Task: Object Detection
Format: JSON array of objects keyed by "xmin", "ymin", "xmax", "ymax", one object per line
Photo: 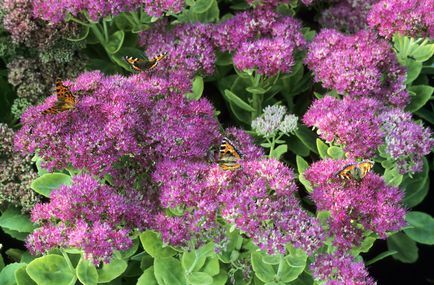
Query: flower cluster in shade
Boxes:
[
  {"xmin": 7, "ymin": 55, "xmax": 86, "ymax": 119},
  {"xmin": 139, "ymin": 20, "xmax": 216, "ymax": 93},
  {"xmin": 245, "ymin": 0, "xmax": 314, "ymax": 8},
  {"xmin": 0, "ymin": 123, "xmax": 39, "ymax": 212},
  {"xmin": 303, "ymin": 96, "xmax": 384, "ymax": 159},
  {"xmin": 319, "ymin": 0, "xmax": 377, "ymax": 34},
  {"xmin": 251, "ymin": 105, "xmax": 298, "ymax": 138},
  {"xmin": 368, "ymin": 0, "xmax": 434, "ymax": 39},
  {"xmin": 310, "ymin": 252, "xmax": 376, "ymax": 285},
  {"xmin": 305, "ymin": 159, "xmax": 406, "ymax": 249},
  {"xmin": 15, "ymin": 71, "xmax": 220, "ymax": 181},
  {"xmin": 27, "ymin": 174, "xmax": 152, "ymax": 264},
  {"xmin": 305, "ymin": 29, "xmax": 408, "ymax": 107},
  {"xmin": 212, "ymin": 8, "xmax": 306, "ymax": 76},
  {"xmin": 31, "ymin": 0, "xmax": 184, "ymax": 24},
  {"xmin": 379, "ymin": 109, "xmax": 434, "ymax": 174}
]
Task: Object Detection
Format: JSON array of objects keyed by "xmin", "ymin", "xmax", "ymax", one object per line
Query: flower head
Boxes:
[
  {"xmin": 368, "ymin": 0, "xmax": 434, "ymax": 39},
  {"xmin": 305, "ymin": 29, "xmax": 408, "ymax": 107},
  {"xmin": 303, "ymin": 96, "xmax": 384, "ymax": 158},
  {"xmin": 252, "ymin": 105, "xmax": 298, "ymax": 138}
]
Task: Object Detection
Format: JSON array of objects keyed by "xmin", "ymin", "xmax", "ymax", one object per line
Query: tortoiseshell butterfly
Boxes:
[
  {"xmin": 124, "ymin": 52, "xmax": 167, "ymax": 72},
  {"xmin": 335, "ymin": 160, "xmax": 374, "ymax": 181},
  {"xmin": 217, "ymin": 137, "xmax": 243, "ymax": 171},
  {"xmin": 41, "ymin": 79, "xmax": 76, "ymax": 115}
]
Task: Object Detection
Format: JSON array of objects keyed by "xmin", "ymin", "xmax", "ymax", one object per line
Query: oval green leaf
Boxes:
[
  {"xmin": 251, "ymin": 252, "xmax": 275, "ymax": 282},
  {"xmin": 137, "ymin": 266, "xmax": 158, "ymax": 285},
  {"xmin": 404, "ymin": 211, "xmax": 434, "ymax": 245},
  {"xmin": 0, "ymin": 263, "xmax": 27, "ymax": 285},
  {"xmin": 187, "ymin": 272, "xmax": 213, "ymax": 285},
  {"xmin": 139, "ymin": 230, "xmax": 176, "ymax": 258},
  {"xmin": 26, "ymin": 255, "xmax": 75, "ymax": 285},
  {"xmin": 154, "ymin": 257, "xmax": 186, "ymax": 285},
  {"xmin": 76, "ymin": 258, "xmax": 98, "ymax": 285},
  {"xmin": 223, "ymin": 89, "xmax": 255, "ymax": 112},
  {"xmin": 30, "ymin": 173, "xmax": 72, "ymax": 197},
  {"xmin": 97, "ymin": 258, "xmax": 127, "ymax": 283},
  {"xmin": 387, "ymin": 232, "xmax": 418, "ymax": 263}
]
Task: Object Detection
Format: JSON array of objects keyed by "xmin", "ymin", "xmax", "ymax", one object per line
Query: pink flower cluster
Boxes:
[
  {"xmin": 212, "ymin": 8, "xmax": 305, "ymax": 76},
  {"xmin": 368, "ymin": 0, "xmax": 434, "ymax": 39},
  {"xmin": 305, "ymin": 159, "xmax": 406, "ymax": 249},
  {"xmin": 27, "ymin": 174, "xmax": 152, "ymax": 264},
  {"xmin": 306, "ymin": 29, "xmax": 408, "ymax": 107}
]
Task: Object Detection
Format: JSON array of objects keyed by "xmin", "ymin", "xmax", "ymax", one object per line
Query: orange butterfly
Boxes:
[
  {"xmin": 41, "ymin": 79, "xmax": 76, "ymax": 115},
  {"xmin": 218, "ymin": 137, "xmax": 243, "ymax": 171},
  {"xmin": 124, "ymin": 52, "xmax": 167, "ymax": 72},
  {"xmin": 335, "ymin": 160, "xmax": 374, "ymax": 181}
]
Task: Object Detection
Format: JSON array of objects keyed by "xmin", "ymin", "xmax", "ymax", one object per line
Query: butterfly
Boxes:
[
  {"xmin": 41, "ymin": 79, "xmax": 76, "ymax": 115},
  {"xmin": 217, "ymin": 137, "xmax": 243, "ymax": 171},
  {"xmin": 335, "ymin": 160, "xmax": 374, "ymax": 181},
  {"xmin": 124, "ymin": 52, "xmax": 167, "ymax": 72}
]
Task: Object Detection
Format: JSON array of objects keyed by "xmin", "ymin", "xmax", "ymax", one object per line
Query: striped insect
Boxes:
[
  {"xmin": 335, "ymin": 160, "xmax": 374, "ymax": 181},
  {"xmin": 217, "ymin": 137, "xmax": 243, "ymax": 171},
  {"xmin": 42, "ymin": 79, "xmax": 76, "ymax": 115},
  {"xmin": 124, "ymin": 52, "xmax": 167, "ymax": 72}
]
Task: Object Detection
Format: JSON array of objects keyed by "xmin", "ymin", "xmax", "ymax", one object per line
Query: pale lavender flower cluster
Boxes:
[
  {"xmin": 213, "ymin": 8, "xmax": 306, "ymax": 76},
  {"xmin": 368, "ymin": 0, "xmax": 434, "ymax": 39},
  {"xmin": 251, "ymin": 105, "xmax": 298, "ymax": 138},
  {"xmin": 303, "ymin": 96, "xmax": 384, "ymax": 158},
  {"xmin": 31, "ymin": 0, "xmax": 184, "ymax": 23},
  {"xmin": 311, "ymin": 252, "xmax": 376, "ymax": 285},
  {"xmin": 380, "ymin": 109, "xmax": 434, "ymax": 174},
  {"xmin": 305, "ymin": 29, "xmax": 408, "ymax": 107},
  {"xmin": 139, "ymin": 20, "xmax": 216, "ymax": 92},
  {"xmin": 27, "ymin": 174, "xmax": 152, "ymax": 264},
  {"xmin": 305, "ymin": 159, "xmax": 406, "ymax": 249},
  {"xmin": 319, "ymin": 0, "xmax": 376, "ymax": 33}
]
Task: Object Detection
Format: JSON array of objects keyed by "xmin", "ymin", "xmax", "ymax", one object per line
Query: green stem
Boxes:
[
  {"xmin": 102, "ymin": 19, "xmax": 109, "ymax": 42},
  {"xmin": 250, "ymin": 72, "xmax": 263, "ymax": 120},
  {"xmin": 67, "ymin": 15, "xmax": 90, "ymax": 27},
  {"xmin": 267, "ymin": 137, "xmax": 275, "ymax": 158},
  {"xmin": 89, "ymin": 23, "xmax": 106, "ymax": 46}
]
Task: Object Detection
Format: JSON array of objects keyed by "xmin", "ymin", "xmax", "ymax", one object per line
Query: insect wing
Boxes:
[{"xmin": 357, "ymin": 160, "xmax": 374, "ymax": 179}]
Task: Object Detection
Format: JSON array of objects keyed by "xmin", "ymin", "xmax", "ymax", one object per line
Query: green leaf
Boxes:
[
  {"xmin": 387, "ymin": 232, "xmax": 418, "ymax": 263},
  {"xmin": 403, "ymin": 177, "xmax": 429, "ymax": 208},
  {"xmin": 251, "ymin": 252, "xmax": 275, "ymax": 283},
  {"xmin": 139, "ymin": 230, "xmax": 176, "ymax": 258},
  {"xmin": 137, "ymin": 266, "xmax": 158, "ymax": 285},
  {"xmin": 192, "ymin": 0, "xmax": 214, "ymax": 13},
  {"xmin": 327, "ymin": 146, "xmax": 345, "ymax": 159},
  {"xmin": 405, "ymin": 85, "xmax": 434, "ymax": 112},
  {"xmin": 405, "ymin": 61, "xmax": 422, "ymax": 84},
  {"xmin": 278, "ymin": 248, "xmax": 307, "ymax": 283},
  {"xmin": 0, "ymin": 263, "xmax": 27, "ymax": 285},
  {"xmin": 186, "ymin": 76, "xmax": 204, "ymax": 100},
  {"xmin": 404, "ymin": 211, "xmax": 434, "ymax": 245},
  {"xmin": 295, "ymin": 125, "xmax": 318, "ymax": 154},
  {"xmin": 96, "ymin": 258, "xmax": 127, "ymax": 283},
  {"xmin": 15, "ymin": 266, "xmax": 36, "ymax": 285},
  {"xmin": 296, "ymin": 156, "xmax": 313, "ymax": 192},
  {"xmin": 287, "ymin": 136, "xmax": 310, "ymax": 157},
  {"xmin": 352, "ymin": 236, "xmax": 376, "ymax": 255},
  {"xmin": 30, "ymin": 173, "xmax": 72, "ymax": 197},
  {"xmin": 212, "ymin": 270, "xmax": 228, "ymax": 285},
  {"xmin": 67, "ymin": 25, "xmax": 90, "ymax": 42},
  {"xmin": 365, "ymin": 250, "xmax": 398, "ymax": 266},
  {"xmin": 106, "ymin": 30, "xmax": 125, "ymax": 54},
  {"xmin": 0, "ymin": 207, "xmax": 34, "ymax": 237},
  {"xmin": 383, "ymin": 167, "xmax": 403, "ymax": 187},
  {"xmin": 187, "ymin": 272, "xmax": 213, "ymax": 285},
  {"xmin": 223, "ymin": 90, "xmax": 255, "ymax": 112},
  {"xmin": 26, "ymin": 255, "xmax": 76, "ymax": 285},
  {"xmin": 76, "ymin": 258, "xmax": 98, "ymax": 285},
  {"xmin": 154, "ymin": 257, "xmax": 186, "ymax": 285},
  {"xmin": 262, "ymin": 255, "xmax": 281, "ymax": 265},
  {"xmin": 270, "ymin": 144, "xmax": 287, "ymax": 160},
  {"xmin": 202, "ymin": 256, "xmax": 220, "ymax": 276},
  {"xmin": 316, "ymin": 139, "xmax": 329, "ymax": 159}
]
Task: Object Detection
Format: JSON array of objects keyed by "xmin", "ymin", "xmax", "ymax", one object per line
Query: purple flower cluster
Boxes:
[
  {"xmin": 31, "ymin": 0, "xmax": 184, "ymax": 23},
  {"xmin": 319, "ymin": 0, "xmax": 376, "ymax": 33},
  {"xmin": 27, "ymin": 174, "xmax": 151, "ymax": 264},
  {"xmin": 139, "ymin": 20, "xmax": 216, "ymax": 92},
  {"xmin": 305, "ymin": 159, "xmax": 406, "ymax": 249},
  {"xmin": 15, "ymin": 71, "xmax": 219, "ymax": 179},
  {"xmin": 212, "ymin": 8, "xmax": 305, "ymax": 76},
  {"xmin": 368, "ymin": 0, "xmax": 434, "ymax": 39},
  {"xmin": 311, "ymin": 252, "xmax": 376, "ymax": 285},
  {"xmin": 380, "ymin": 109, "xmax": 434, "ymax": 174},
  {"xmin": 305, "ymin": 29, "xmax": 408, "ymax": 107},
  {"xmin": 303, "ymin": 96, "xmax": 384, "ymax": 158}
]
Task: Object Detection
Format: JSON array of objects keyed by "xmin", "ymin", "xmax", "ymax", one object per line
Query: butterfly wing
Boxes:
[
  {"xmin": 336, "ymin": 163, "xmax": 357, "ymax": 180},
  {"xmin": 218, "ymin": 137, "xmax": 242, "ymax": 170},
  {"xmin": 124, "ymin": 52, "xmax": 167, "ymax": 72},
  {"xmin": 42, "ymin": 79, "xmax": 76, "ymax": 115},
  {"xmin": 357, "ymin": 160, "xmax": 374, "ymax": 179}
]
